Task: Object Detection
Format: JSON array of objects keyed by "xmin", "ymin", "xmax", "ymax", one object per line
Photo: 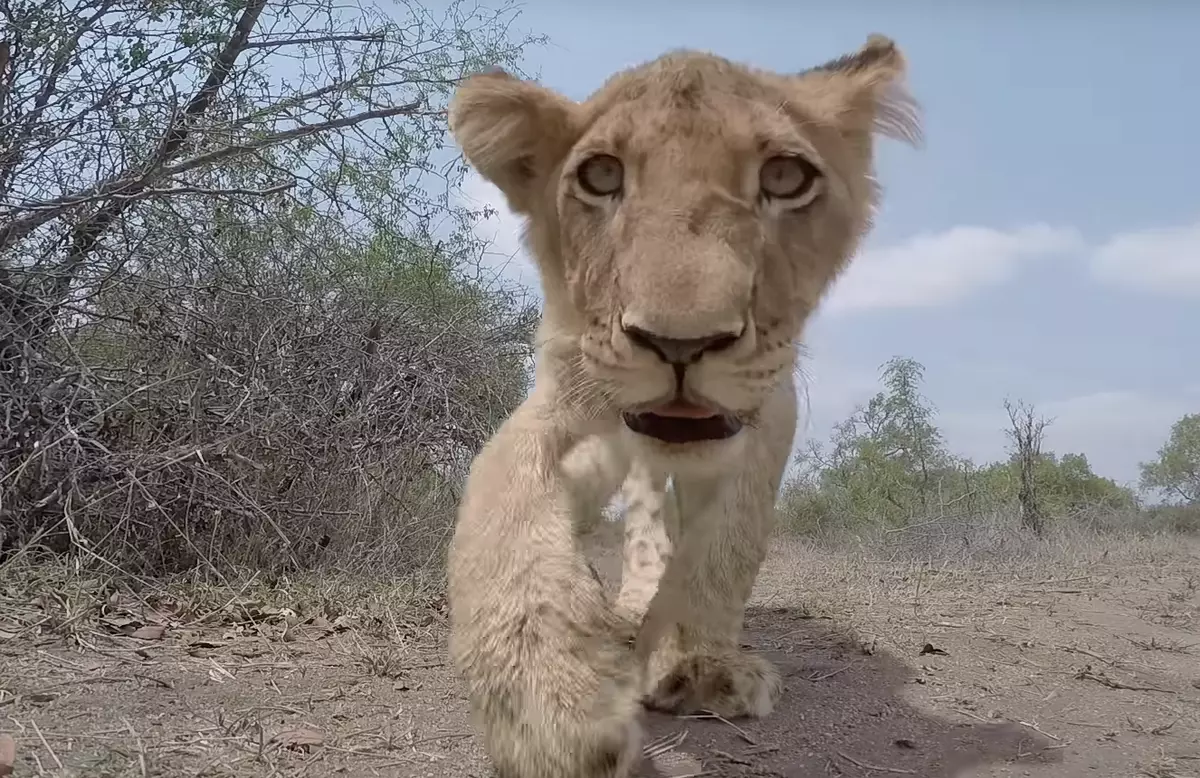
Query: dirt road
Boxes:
[{"xmin": 2, "ymin": 536, "xmax": 1198, "ymax": 777}]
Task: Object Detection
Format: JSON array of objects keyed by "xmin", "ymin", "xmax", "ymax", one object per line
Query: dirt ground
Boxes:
[{"xmin": 2, "ymin": 534, "xmax": 1198, "ymax": 778}]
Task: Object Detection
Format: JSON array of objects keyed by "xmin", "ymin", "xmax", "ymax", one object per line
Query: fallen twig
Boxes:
[
  {"xmin": 741, "ymin": 744, "xmax": 780, "ymax": 757},
  {"xmin": 679, "ymin": 710, "xmax": 757, "ymax": 744},
  {"xmin": 643, "ymin": 730, "xmax": 688, "ymax": 758},
  {"xmin": 837, "ymin": 750, "xmax": 917, "ymax": 774},
  {"xmin": 1059, "ymin": 645, "xmax": 1116, "ymax": 665},
  {"xmin": 1075, "ymin": 666, "xmax": 1177, "ymax": 694},
  {"xmin": 1018, "ymin": 719, "xmax": 1062, "ymax": 742},
  {"xmin": 31, "ymin": 720, "xmax": 64, "ymax": 771},
  {"xmin": 805, "ymin": 663, "xmax": 853, "ymax": 682},
  {"xmin": 1033, "ymin": 576, "xmax": 1091, "ymax": 586},
  {"xmin": 712, "ymin": 748, "xmax": 751, "ymax": 765}
]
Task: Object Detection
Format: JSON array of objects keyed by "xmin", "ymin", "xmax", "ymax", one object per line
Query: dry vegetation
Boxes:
[
  {"xmin": 1, "ymin": 0, "xmax": 539, "ymax": 578},
  {"xmin": 1, "ymin": 523, "xmax": 1198, "ymax": 777}
]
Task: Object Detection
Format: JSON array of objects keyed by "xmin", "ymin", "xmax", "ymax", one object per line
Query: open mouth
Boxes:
[{"xmin": 622, "ymin": 400, "xmax": 744, "ymax": 444}]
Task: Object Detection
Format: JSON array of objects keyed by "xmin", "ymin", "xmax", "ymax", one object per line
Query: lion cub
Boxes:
[{"xmin": 447, "ymin": 35, "xmax": 920, "ymax": 778}]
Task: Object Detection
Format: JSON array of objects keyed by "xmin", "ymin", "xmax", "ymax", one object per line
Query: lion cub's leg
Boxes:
[
  {"xmin": 448, "ymin": 402, "xmax": 642, "ymax": 778},
  {"xmin": 614, "ymin": 459, "xmax": 675, "ymax": 622},
  {"xmin": 641, "ymin": 473, "xmax": 781, "ymax": 719},
  {"xmin": 561, "ymin": 430, "xmax": 632, "ymax": 537},
  {"xmin": 641, "ymin": 382, "xmax": 796, "ymax": 719}
]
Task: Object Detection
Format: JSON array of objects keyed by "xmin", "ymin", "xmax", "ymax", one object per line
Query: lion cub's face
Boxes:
[{"xmin": 450, "ymin": 38, "xmax": 918, "ymax": 461}]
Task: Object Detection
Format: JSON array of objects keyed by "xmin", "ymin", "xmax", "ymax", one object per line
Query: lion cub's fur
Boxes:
[{"xmin": 447, "ymin": 36, "xmax": 920, "ymax": 778}]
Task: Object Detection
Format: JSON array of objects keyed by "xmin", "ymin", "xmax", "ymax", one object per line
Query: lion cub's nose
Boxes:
[{"xmin": 621, "ymin": 324, "xmax": 741, "ymax": 364}]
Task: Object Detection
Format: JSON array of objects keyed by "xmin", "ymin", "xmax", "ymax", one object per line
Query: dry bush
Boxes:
[
  {"xmin": 0, "ymin": 0, "xmax": 540, "ymax": 577},
  {"xmin": 3, "ymin": 243, "xmax": 536, "ymax": 576},
  {"xmin": 781, "ymin": 500, "xmax": 1200, "ymax": 571}
]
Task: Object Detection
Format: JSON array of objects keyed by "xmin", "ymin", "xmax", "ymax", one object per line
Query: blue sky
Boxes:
[{"xmin": 455, "ymin": 3, "xmax": 1200, "ymax": 488}]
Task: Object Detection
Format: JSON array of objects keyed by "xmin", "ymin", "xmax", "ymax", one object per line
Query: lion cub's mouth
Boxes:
[{"xmin": 622, "ymin": 400, "xmax": 743, "ymax": 444}]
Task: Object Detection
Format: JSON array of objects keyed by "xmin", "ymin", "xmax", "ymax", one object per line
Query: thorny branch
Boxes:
[{"xmin": 0, "ymin": 0, "xmax": 543, "ymax": 575}]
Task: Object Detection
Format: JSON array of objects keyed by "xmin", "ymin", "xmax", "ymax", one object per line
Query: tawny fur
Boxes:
[{"xmin": 446, "ymin": 36, "xmax": 920, "ymax": 778}]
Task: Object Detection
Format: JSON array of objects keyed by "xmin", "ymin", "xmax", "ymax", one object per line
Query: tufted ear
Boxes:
[
  {"xmin": 789, "ymin": 35, "xmax": 922, "ymax": 146},
  {"xmin": 448, "ymin": 70, "xmax": 582, "ymax": 214}
]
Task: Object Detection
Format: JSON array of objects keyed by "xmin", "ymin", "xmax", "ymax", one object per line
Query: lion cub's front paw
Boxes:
[
  {"xmin": 486, "ymin": 675, "xmax": 642, "ymax": 778},
  {"xmin": 646, "ymin": 650, "xmax": 781, "ymax": 719},
  {"xmin": 473, "ymin": 622, "xmax": 644, "ymax": 778},
  {"xmin": 489, "ymin": 708, "xmax": 641, "ymax": 778}
]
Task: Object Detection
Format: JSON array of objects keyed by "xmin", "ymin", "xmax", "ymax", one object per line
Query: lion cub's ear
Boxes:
[
  {"xmin": 449, "ymin": 70, "xmax": 581, "ymax": 214},
  {"xmin": 791, "ymin": 34, "xmax": 922, "ymax": 146}
]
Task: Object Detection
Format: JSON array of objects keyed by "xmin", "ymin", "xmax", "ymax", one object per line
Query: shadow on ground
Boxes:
[{"xmin": 634, "ymin": 606, "xmax": 1059, "ymax": 777}]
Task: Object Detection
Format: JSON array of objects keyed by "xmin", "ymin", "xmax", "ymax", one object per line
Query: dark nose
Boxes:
[{"xmin": 622, "ymin": 325, "xmax": 741, "ymax": 364}]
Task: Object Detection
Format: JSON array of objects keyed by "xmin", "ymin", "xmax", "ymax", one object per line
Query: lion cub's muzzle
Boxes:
[{"xmin": 619, "ymin": 322, "xmax": 745, "ymax": 444}]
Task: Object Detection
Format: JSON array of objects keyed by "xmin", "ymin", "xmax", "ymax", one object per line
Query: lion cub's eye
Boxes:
[
  {"xmin": 577, "ymin": 154, "xmax": 624, "ymax": 197},
  {"xmin": 759, "ymin": 155, "xmax": 822, "ymax": 205}
]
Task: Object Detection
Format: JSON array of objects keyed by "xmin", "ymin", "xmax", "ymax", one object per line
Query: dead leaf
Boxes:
[
  {"xmin": 0, "ymin": 733, "xmax": 14, "ymax": 777},
  {"xmin": 26, "ymin": 691, "xmax": 59, "ymax": 704},
  {"xmin": 230, "ymin": 645, "xmax": 268, "ymax": 659},
  {"xmin": 248, "ymin": 623, "xmax": 275, "ymax": 638},
  {"xmin": 919, "ymin": 643, "xmax": 949, "ymax": 656},
  {"xmin": 271, "ymin": 728, "xmax": 324, "ymax": 752},
  {"xmin": 129, "ymin": 625, "xmax": 166, "ymax": 641},
  {"xmin": 100, "ymin": 615, "xmax": 138, "ymax": 631}
]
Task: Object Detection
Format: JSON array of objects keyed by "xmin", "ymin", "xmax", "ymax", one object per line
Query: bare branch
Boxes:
[
  {"xmin": 1, "ymin": 102, "xmax": 422, "ymax": 237},
  {"xmin": 110, "ymin": 180, "xmax": 296, "ymax": 201},
  {"xmin": 244, "ymin": 32, "xmax": 386, "ymax": 49}
]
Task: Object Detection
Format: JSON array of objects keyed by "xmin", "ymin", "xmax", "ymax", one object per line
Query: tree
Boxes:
[
  {"xmin": 975, "ymin": 451, "xmax": 1135, "ymax": 517},
  {"xmin": 0, "ymin": 0, "xmax": 541, "ymax": 573},
  {"xmin": 1140, "ymin": 414, "xmax": 1200, "ymax": 504},
  {"xmin": 1004, "ymin": 399, "xmax": 1050, "ymax": 535},
  {"xmin": 789, "ymin": 356, "xmax": 956, "ymax": 528},
  {"xmin": 781, "ymin": 360, "xmax": 1141, "ymax": 537}
]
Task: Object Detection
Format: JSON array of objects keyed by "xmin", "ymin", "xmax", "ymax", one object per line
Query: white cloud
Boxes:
[
  {"xmin": 1088, "ymin": 219, "xmax": 1200, "ymax": 298},
  {"xmin": 456, "ymin": 173, "xmax": 542, "ymax": 296},
  {"xmin": 823, "ymin": 224, "xmax": 1085, "ymax": 315}
]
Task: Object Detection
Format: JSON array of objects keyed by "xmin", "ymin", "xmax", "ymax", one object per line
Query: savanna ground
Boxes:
[{"xmin": 2, "ymin": 524, "xmax": 1198, "ymax": 778}]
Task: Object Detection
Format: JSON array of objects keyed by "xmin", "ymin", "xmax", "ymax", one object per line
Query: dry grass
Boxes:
[
  {"xmin": 0, "ymin": 542, "xmax": 444, "ymax": 647},
  {"xmin": 0, "ymin": 545, "xmax": 452, "ymax": 777},
  {"xmin": 785, "ymin": 505, "xmax": 1200, "ymax": 569},
  {"xmin": 1, "ymin": 523, "xmax": 1198, "ymax": 777}
]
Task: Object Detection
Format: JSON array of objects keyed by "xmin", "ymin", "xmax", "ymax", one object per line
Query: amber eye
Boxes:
[
  {"xmin": 759, "ymin": 155, "xmax": 822, "ymax": 203},
  {"xmin": 577, "ymin": 154, "xmax": 624, "ymax": 197}
]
